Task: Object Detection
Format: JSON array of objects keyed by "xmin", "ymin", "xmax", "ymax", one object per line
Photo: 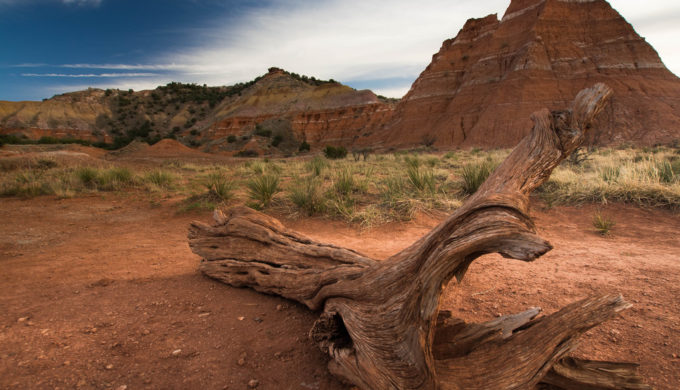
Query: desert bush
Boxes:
[
  {"xmin": 235, "ymin": 150, "xmax": 258, "ymax": 158},
  {"xmin": 461, "ymin": 161, "xmax": 494, "ymax": 195},
  {"xmin": 145, "ymin": 170, "xmax": 174, "ymax": 189},
  {"xmin": 1, "ymin": 170, "xmax": 54, "ymax": 197},
  {"xmin": 306, "ymin": 155, "xmax": 329, "ymax": 176},
  {"xmin": 75, "ymin": 167, "xmax": 99, "ymax": 188},
  {"xmin": 406, "ymin": 163, "xmax": 436, "ymax": 194},
  {"xmin": 97, "ymin": 167, "xmax": 134, "ymax": 190},
  {"xmin": 289, "ymin": 176, "xmax": 325, "ymax": 216},
  {"xmin": 247, "ymin": 173, "xmax": 280, "ymax": 208},
  {"xmin": 333, "ymin": 167, "xmax": 358, "ymax": 197},
  {"xmin": 271, "ymin": 134, "xmax": 283, "ymax": 147},
  {"xmin": 323, "ymin": 145, "xmax": 347, "ymax": 159},
  {"xmin": 254, "ymin": 125, "xmax": 272, "ymax": 137},
  {"xmin": 592, "ymin": 212, "xmax": 614, "ymax": 236},
  {"xmin": 298, "ymin": 141, "xmax": 310, "ymax": 153},
  {"xmin": 203, "ymin": 171, "xmax": 236, "ymax": 201}
]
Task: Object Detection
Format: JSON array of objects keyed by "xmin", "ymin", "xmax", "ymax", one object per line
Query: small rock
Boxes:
[
  {"xmin": 274, "ymin": 352, "xmax": 281, "ymax": 358},
  {"xmin": 494, "ymin": 313, "xmax": 502, "ymax": 317},
  {"xmin": 198, "ymin": 312, "xmax": 210, "ymax": 317},
  {"xmin": 254, "ymin": 317, "xmax": 263, "ymax": 323},
  {"xmin": 172, "ymin": 349, "xmax": 182, "ymax": 356},
  {"xmin": 276, "ymin": 304, "xmax": 283, "ymax": 311},
  {"xmin": 105, "ymin": 364, "xmax": 114, "ymax": 370},
  {"xmin": 63, "ymin": 361, "xmax": 71, "ymax": 366},
  {"xmin": 116, "ymin": 385, "xmax": 127, "ymax": 390},
  {"xmin": 248, "ymin": 379, "xmax": 259, "ymax": 388},
  {"xmin": 141, "ymin": 329, "xmax": 150, "ymax": 336},
  {"xmin": 237, "ymin": 316, "xmax": 245, "ymax": 321},
  {"xmin": 672, "ymin": 353, "xmax": 678, "ymax": 359},
  {"xmin": 17, "ymin": 317, "xmax": 28, "ymax": 323},
  {"xmin": 237, "ymin": 351, "xmax": 247, "ymax": 366},
  {"xmin": 76, "ymin": 379, "xmax": 87, "ymax": 387}
]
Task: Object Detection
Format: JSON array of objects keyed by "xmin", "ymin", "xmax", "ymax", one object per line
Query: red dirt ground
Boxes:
[{"xmin": 0, "ymin": 196, "xmax": 678, "ymax": 389}]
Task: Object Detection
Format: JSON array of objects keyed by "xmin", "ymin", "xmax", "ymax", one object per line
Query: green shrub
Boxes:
[
  {"xmin": 235, "ymin": 150, "xmax": 258, "ymax": 158},
  {"xmin": 203, "ymin": 172, "xmax": 236, "ymax": 201},
  {"xmin": 145, "ymin": 170, "xmax": 174, "ymax": 189},
  {"xmin": 333, "ymin": 167, "xmax": 356, "ymax": 197},
  {"xmin": 247, "ymin": 174, "xmax": 280, "ymax": 208},
  {"xmin": 254, "ymin": 125, "xmax": 272, "ymax": 137},
  {"xmin": 461, "ymin": 162, "xmax": 493, "ymax": 195},
  {"xmin": 271, "ymin": 134, "xmax": 283, "ymax": 147},
  {"xmin": 97, "ymin": 167, "xmax": 134, "ymax": 190},
  {"xmin": 75, "ymin": 167, "xmax": 99, "ymax": 187},
  {"xmin": 323, "ymin": 145, "xmax": 347, "ymax": 159},
  {"xmin": 298, "ymin": 141, "xmax": 310, "ymax": 152},
  {"xmin": 306, "ymin": 155, "xmax": 329, "ymax": 176},
  {"xmin": 407, "ymin": 164, "xmax": 436, "ymax": 194},
  {"xmin": 289, "ymin": 176, "xmax": 325, "ymax": 215}
]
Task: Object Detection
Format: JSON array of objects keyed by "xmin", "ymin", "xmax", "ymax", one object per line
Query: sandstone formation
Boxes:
[
  {"xmin": 203, "ymin": 68, "xmax": 394, "ymax": 153},
  {"xmin": 0, "ymin": 68, "xmax": 395, "ymax": 154},
  {"xmin": 372, "ymin": 0, "xmax": 680, "ymax": 149}
]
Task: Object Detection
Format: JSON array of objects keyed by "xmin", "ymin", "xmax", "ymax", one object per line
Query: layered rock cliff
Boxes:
[
  {"xmin": 0, "ymin": 68, "xmax": 395, "ymax": 153},
  {"xmin": 375, "ymin": 0, "xmax": 680, "ymax": 148}
]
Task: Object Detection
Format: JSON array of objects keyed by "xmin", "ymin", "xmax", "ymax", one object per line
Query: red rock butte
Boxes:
[{"xmin": 369, "ymin": 0, "xmax": 680, "ymax": 149}]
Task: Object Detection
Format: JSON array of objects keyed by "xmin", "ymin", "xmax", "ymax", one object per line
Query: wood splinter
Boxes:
[{"xmin": 189, "ymin": 83, "xmax": 650, "ymax": 390}]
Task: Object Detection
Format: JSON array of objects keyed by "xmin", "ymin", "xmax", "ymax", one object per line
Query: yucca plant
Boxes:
[
  {"xmin": 289, "ymin": 176, "xmax": 325, "ymax": 215},
  {"xmin": 203, "ymin": 171, "xmax": 236, "ymax": 201},
  {"xmin": 306, "ymin": 155, "xmax": 329, "ymax": 176},
  {"xmin": 461, "ymin": 161, "xmax": 493, "ymax": 195},
  {"xmin": 145, "ymin": 170, "xmax": 174, "ymax": 189},
  {"xmin": 247, "ymin": 173, "xmax": 280, "ymax": 208}
]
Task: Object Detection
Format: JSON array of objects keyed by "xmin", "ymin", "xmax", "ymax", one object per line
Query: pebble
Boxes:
[
  {"xmin": 238, "ymin": 316, "xmax": 245, "ymax": 321},
  {"xmin": 17, "ymin": 317, "xmax": 28, "ymax": 323},
  {"xmin": 116, "ymin": 386, "xmax": 127, "ymax": 390},
  {"xmin": 105, "ymin": 364, "xmax": 114, "ymax": 370},
  {"xmin": 248, "ymin": 379, "xmax": 259, "ymax": 388},
  {"xmin": 172, "ymin": 349, "xmax": 182, "ymax": 356},
  {"xmin": 254, "ymin": 317, "xmax": 263, "ymax": 323},
  {"xmin": 672, "ymin": 353, "xmax": 678, "ymax": 359},
  {"xmin": 198, "ymin": 312, "xmax": 210, "ymax": 317},
  {"xmin": 141, "ymin": 329, "xmax": 150, "ymax": 336},
  {"xmin": 276, "ymin": 304, "xmax": 283, "ymax": 311}
]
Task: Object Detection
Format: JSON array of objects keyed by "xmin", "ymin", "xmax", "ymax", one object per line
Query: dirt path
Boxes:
[{"xmin": 1, "ymin": 196, "xmax": 678, "ymax": 389}]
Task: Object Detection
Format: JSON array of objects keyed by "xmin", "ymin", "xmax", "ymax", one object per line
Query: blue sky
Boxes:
[{"xmin": 1, "ymin": 0, "xmax": 679, "ymax": 101}]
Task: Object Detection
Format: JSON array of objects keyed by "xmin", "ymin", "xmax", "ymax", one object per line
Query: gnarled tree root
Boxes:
[{"xmin": 189, "ymin": 84, "xmax": 650, "ymax": 389}]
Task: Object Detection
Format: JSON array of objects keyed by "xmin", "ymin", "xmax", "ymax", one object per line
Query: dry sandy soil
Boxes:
[{"xmin": 1, "ymin": 193, "xmax": 678, "ymax": 389}]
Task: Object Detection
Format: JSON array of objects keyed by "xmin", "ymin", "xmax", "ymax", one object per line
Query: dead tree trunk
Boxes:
[{"xmin": 189, "ymin": 84, "xmax": 650, "ymax": 390}]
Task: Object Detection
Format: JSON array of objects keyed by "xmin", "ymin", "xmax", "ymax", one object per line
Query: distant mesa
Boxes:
[{"xmin": 2, "ymin": 0, "xmax": 679, "ymax": 152}]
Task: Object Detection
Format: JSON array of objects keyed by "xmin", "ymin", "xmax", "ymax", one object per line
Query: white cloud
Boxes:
[
  {"xmin": 158, "ymin": 0, "xmax": 509, "ymax": 97},
  {"xmin": 22, "ymin": 72, "xmax": 157, "ymax": 77},
  {"xmin": 61, "ymin": 0, "xmax": 101, "ymax": 6}
]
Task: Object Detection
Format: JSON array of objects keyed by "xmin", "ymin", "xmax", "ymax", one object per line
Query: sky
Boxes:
[{"xmin": 1, "ymin": 0, "xmax": 679, "ymax": 101}]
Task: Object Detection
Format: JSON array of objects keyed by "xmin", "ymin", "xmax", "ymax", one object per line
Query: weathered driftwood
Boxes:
[{"xmin": 189, "ymin": 83, "xmax": 650, "ymax": 389}]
